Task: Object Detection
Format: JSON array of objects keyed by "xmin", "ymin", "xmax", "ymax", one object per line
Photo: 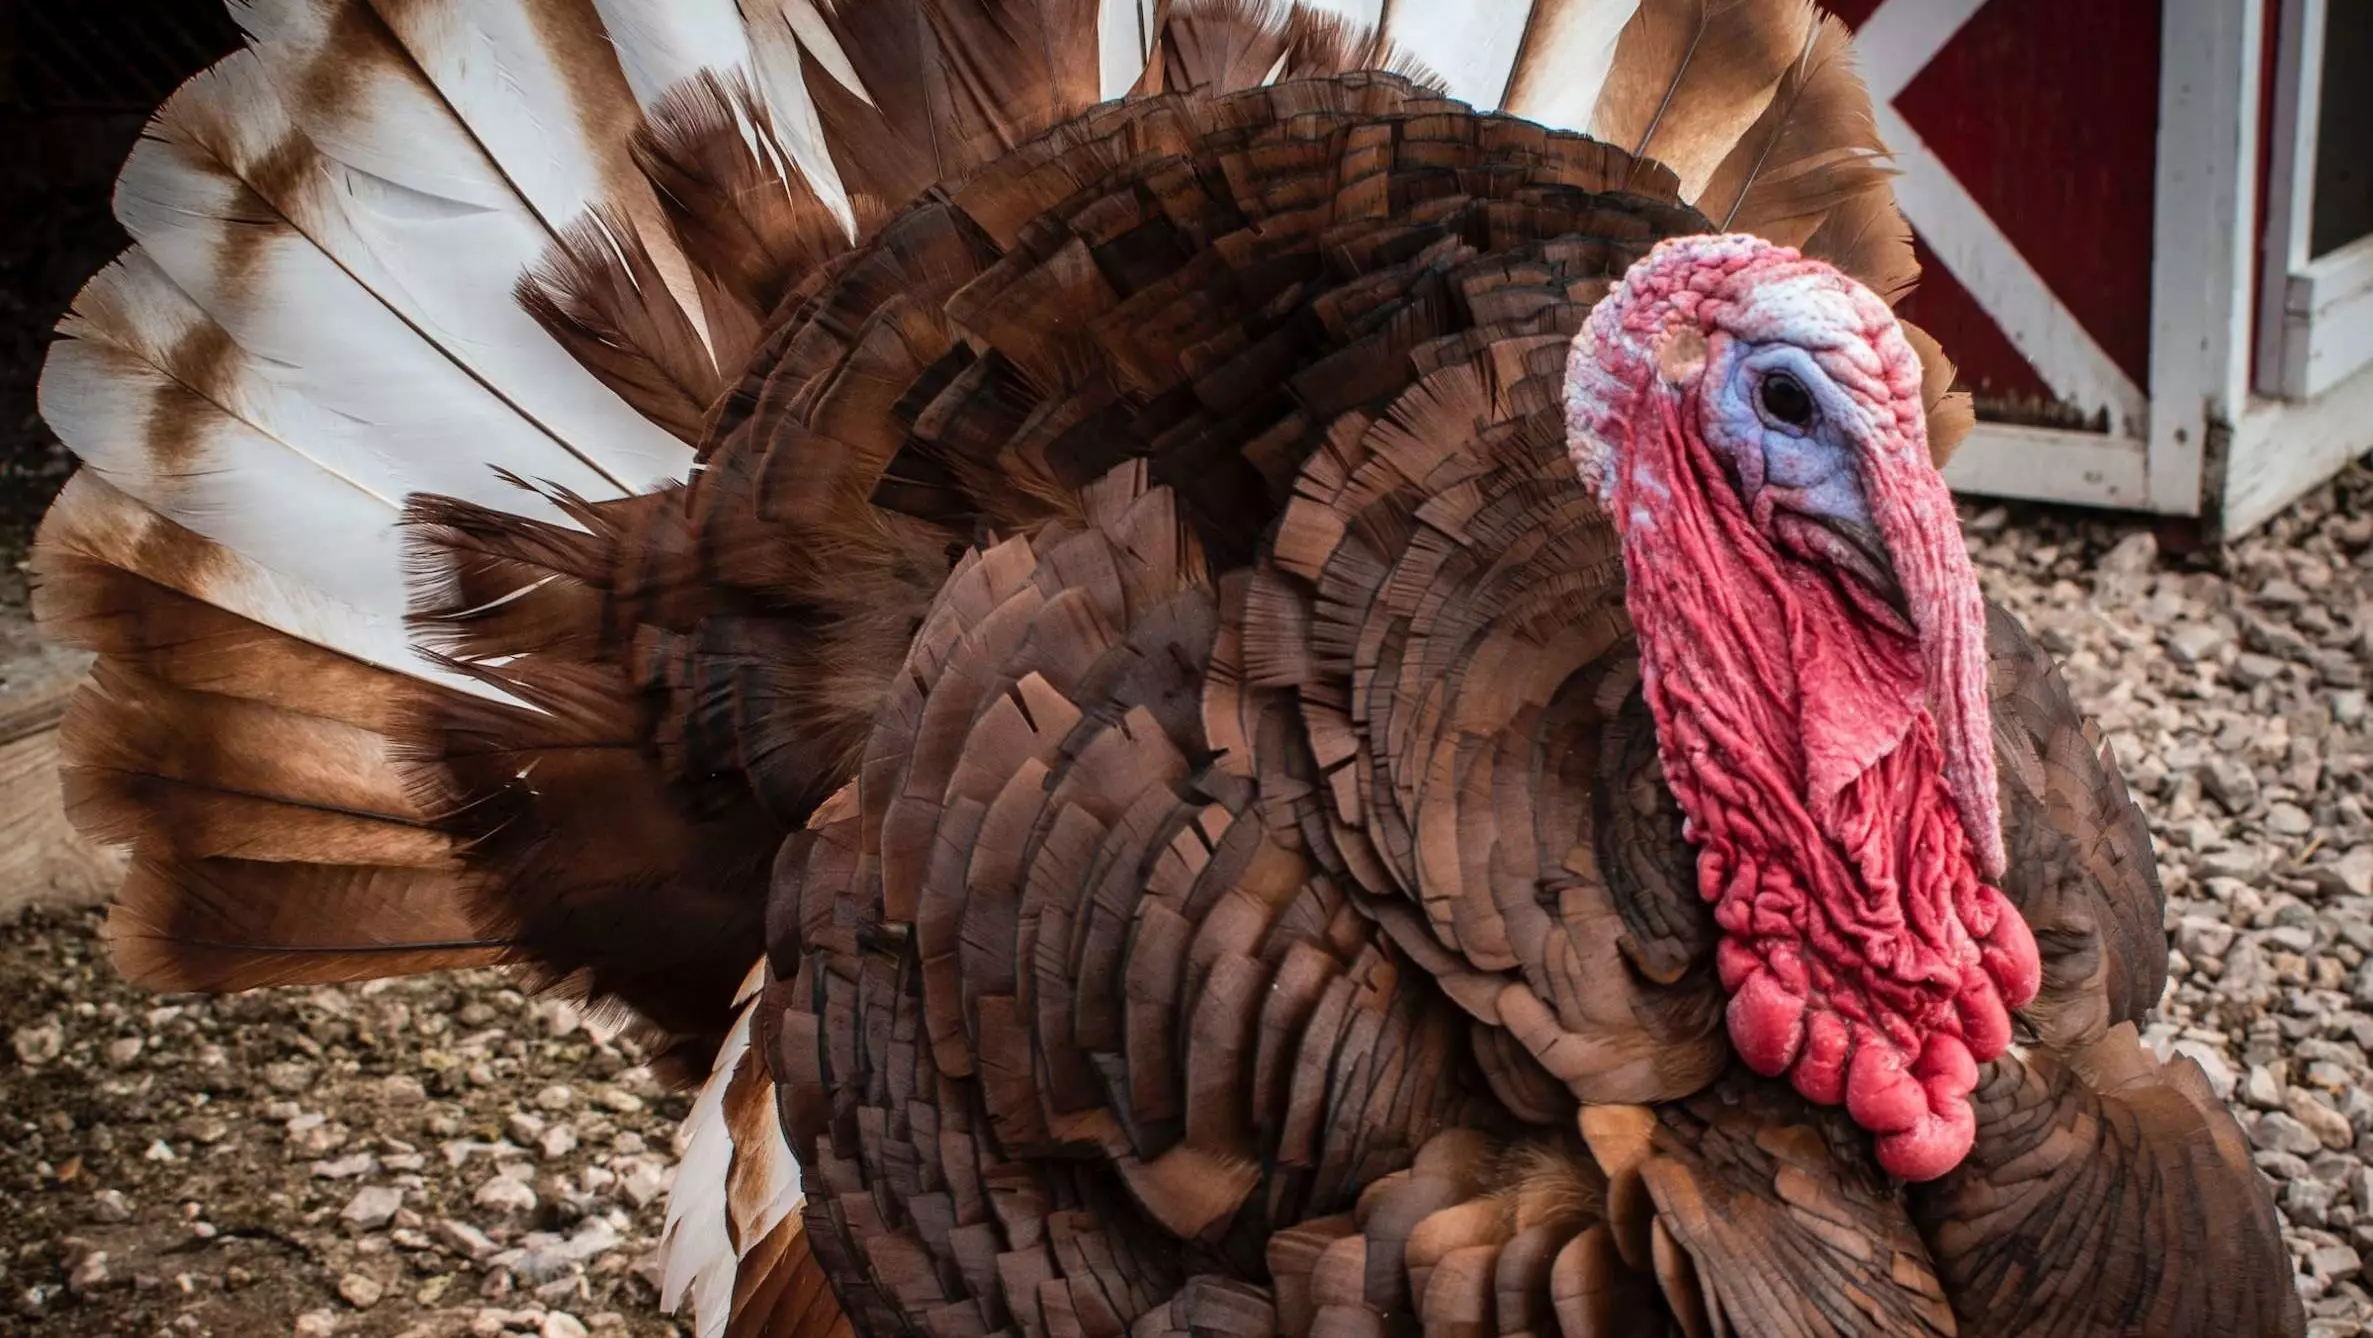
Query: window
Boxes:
[
  {"xmin": 2259, "ymin": 0, "xmax": 2373, "ymax": 400},
  {"xmin": 2309, "ymin": 3, "xmax": 2371, "ymax": 261}
]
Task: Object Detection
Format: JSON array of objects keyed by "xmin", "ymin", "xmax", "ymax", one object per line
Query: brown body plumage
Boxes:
[{"xmin": 32, "ymin": 1, "xmax": 2297, "ymax": 1334}]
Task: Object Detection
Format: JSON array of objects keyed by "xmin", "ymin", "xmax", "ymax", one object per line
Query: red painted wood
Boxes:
[
  {"xmin": 1892, "ymin": 0, "xmax": 2161, "ymax": 391},
  {"xmin": 1899, "ymin": 235, "xmax": 2059, "ymax": 408},
  {"xmin": 1821, "ymin": 1, "xmax": 2094, "ymax": 416},
  {"xmin": 1821, "ymin": 0, "xmax": 1884, "ymax": 29}
]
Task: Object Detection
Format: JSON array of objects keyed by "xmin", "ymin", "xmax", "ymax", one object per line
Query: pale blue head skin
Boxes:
[{"xmin": 1695, "ymin": 336, "xmax": 1879, "ymax": 535}]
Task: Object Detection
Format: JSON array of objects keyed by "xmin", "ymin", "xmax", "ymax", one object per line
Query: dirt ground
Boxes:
[{"xmin": 0, "ymin": 907, "xmax": 698, "ymax": 1338}]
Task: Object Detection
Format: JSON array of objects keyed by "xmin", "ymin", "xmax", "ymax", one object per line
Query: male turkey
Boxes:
[{"xmin": 30, "ymin": 0, "xmax": 2301, "ymax": 1334}]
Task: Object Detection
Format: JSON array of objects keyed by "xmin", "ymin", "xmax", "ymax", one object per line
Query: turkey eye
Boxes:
[{"xmin": 1759, "ymin": 372, "xmax": 1815, "ymax": 428}]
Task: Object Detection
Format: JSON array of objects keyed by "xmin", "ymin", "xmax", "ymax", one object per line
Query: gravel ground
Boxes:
[
  {"xmin": 1969, "ymin": 461, "xmax": 2373, "ymax": 1337},
  {"xmin": 6, "ymin": 458, "xmax": 2373, "ymax": 1336},
  {"xmin": 0, "ymin": 919, "xmax": 697, "ymax": 1337}
]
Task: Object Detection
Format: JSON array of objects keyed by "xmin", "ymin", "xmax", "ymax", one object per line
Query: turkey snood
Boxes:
[{"xmin": 1563, "ymin": 235, "xmax": 2042, "ymax": 1181}]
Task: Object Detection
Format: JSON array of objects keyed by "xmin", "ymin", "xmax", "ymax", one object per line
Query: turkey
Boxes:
[{"xmin": 29, "ymin": 0, "xmax": 2301, "ymax": 1334}]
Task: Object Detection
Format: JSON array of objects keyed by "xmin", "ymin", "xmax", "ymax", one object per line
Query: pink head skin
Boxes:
[{"xmin": 1562, "ymin": 234, "xmax": 2041, "ymax": 1181}]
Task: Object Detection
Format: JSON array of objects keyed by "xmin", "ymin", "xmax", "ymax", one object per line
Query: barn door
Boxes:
[{"xmin": 1827, "ymin": 0, "xmax": 2162, "ymax": 512}]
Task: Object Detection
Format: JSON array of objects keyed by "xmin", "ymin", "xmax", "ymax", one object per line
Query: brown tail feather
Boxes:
[
  {"xmin": 33, "ymin": 475, "xmax": 494, "ymax": 993},
  {"xmin": 105, "ymin": 857, "xmax": 506, "ymax": 993},
  {"xmin": 1696, "ymin": 16, "xmax": 1900, "ymax": 284},
  {"xmin": 518, "ymin": 206, "xmax": 730, "ymax": 447},
  {"xmin": 1140, "ymin": 0, "xmax": 1445, "ymax": 95},
  {"xmin": 1592, "ymin": 0, "xmax": 1816, "ymax": 198},
  {"xmin": 637, "ymin": 72, "xmax": 860, "ymax": 326},
  {"xmin": 399, "ymin": 524, "xmax": 803, "ymax": 1079},
  {"xmin": 1904, "ymin": 320, "xmax": 1978, "ymax": 465},
  {"xmin": 799, "ymin": 0, "xmax": 1107, "ymax": 213},
  {"xmin": 394, "ymin": 191, "xmax": 1019, "ymax": 1076}
]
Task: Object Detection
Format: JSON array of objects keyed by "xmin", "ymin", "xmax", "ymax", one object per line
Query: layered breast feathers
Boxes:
[{"xmin": 31, "ymin": 1, "xmax": 2298, "ymax": 1337}]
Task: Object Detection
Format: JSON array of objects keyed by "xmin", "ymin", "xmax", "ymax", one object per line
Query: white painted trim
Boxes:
[
  {"xmin": 2253, "ymin": 0, "xmax": 2325, "ymax": 395},
  {"xmin": 1854, "ymin": 0, "xmax": 1990, "ymax": 104},
  {"xmin": 2224, "ymin": 356, "xmax": 2373, "ymax": 534},
  {"xmin": 1874, "ymin": 104, "xmax": 2149, "ymax": 436},
  {"xmin": 2276, "ymin": 236, "xmax": 2373, "ymax": 400},
  {"xmin": 2150, "ymin": 0, "xmax": 2264, "ymax": 518},
  {"xmin": 1940, "ymin": 425, "xmax": 2150, "ymax": 510}
]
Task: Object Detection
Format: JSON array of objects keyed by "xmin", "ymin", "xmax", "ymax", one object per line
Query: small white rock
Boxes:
[
  {"xmin": 538, "ymin": 1000, "xmax": 585, "ymax": 1039},
  {"xmin": 618, "ymin": 1159, "xmax": 671, "ymax": 1209},
  {"xmin": 2267, "ymin": 802, "xmax": 2315, "ymax": 837},
  {"xmin": 436, "ymin": 1217, "xmax": 502, "ymax": 1260},
  {"xmin": 67, "ymin": 1250, "xmax": 109, "ymax": 1294},
  {"xmin": 340, "ymin": 1186, "xmax": 405, "ymax": 1233},
  {"xmin": 11, "ymin": 1020, "xmax": 63, "ymax": 1067},
  {"xmin": 337, "ymin": 1273, "xmax": 385, "ymax": 1310},
  {"xmin": 312, "ymin": 1153, "xmax": 379, "ymax": 1181},
  {"xmin": 2311, "ymin": 847, "xmax": 2373, "ymax": 899},
  {"xmin": 475, "ymin": 1174, "xmax": 540, "ymax": 1215},
  {"xmin": 2244, "ymin": 1064, "xmax": 2287, "ymax": 1110},
  {"xmin": 2288, "ymin": 1091, "xmax": 2357, "ymax": 1151}
]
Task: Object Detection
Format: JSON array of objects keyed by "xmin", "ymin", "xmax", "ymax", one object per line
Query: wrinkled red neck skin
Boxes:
[{"xmin": 1612, "ymin": 392, "xmax": 2041, "ymax": 1182}]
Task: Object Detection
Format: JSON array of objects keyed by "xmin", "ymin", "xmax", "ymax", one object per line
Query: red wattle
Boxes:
[{"xmin": 1728, "ymin": 968, "xmax": 1807, "ymax": 1076}]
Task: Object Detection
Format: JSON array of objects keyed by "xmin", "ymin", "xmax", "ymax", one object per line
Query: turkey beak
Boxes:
[{"xmin": 1818, "ymin": 515, "xmax": 1912, "ymax": 627}]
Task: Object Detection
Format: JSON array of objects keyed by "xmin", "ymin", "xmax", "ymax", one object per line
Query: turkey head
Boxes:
[{"xmin": 1565, "ymin": 234, "xmax": 2042, "ymax": 1181}]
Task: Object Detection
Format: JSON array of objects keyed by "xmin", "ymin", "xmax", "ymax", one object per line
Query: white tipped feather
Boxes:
[
  {"xmin": 1500, "ymin": 0, "xmax": 1640, "ymax": 127},
  {"xmin": 738, "ymin": 1, "xmax": 860, "ymax": 229},
  {"xmin": 41, "ymin": 3, "xmax": 724, "ymax": 694},
  {"xmin": 321, "ymin": 0, "xmax": 714, "ymax": 327},
  {"xmin": 661, "ymin": 960, "xmax": 803, "ymax": 1338},
  {"xmin": 41, "ymin": 255, "xmax": 411, "ymax": 628},
  {"xmin": 184, "ymin": 23, "xmax": 689, "ymax": 495},
  {"xmin": 1375, "ymin": 0, "xmax": 1542, "ymax": 107},
  {"xmin": 115, "ymin": 66, "xmax": 653, "ymax": 506},
  {"xmin": 39, "ymin": 470, "xmax": 421, "ymax": 678},
  {"xmin": 587, "ymin": 0, "xmax": 761, "ymax": 112},
  {"xmin": 240, "ymin": 0, "xmax": 610, "ymax": 233},
  {"xmin": 1098, "ymin": 0, "xmax": 1161, "ymax": 99}
]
